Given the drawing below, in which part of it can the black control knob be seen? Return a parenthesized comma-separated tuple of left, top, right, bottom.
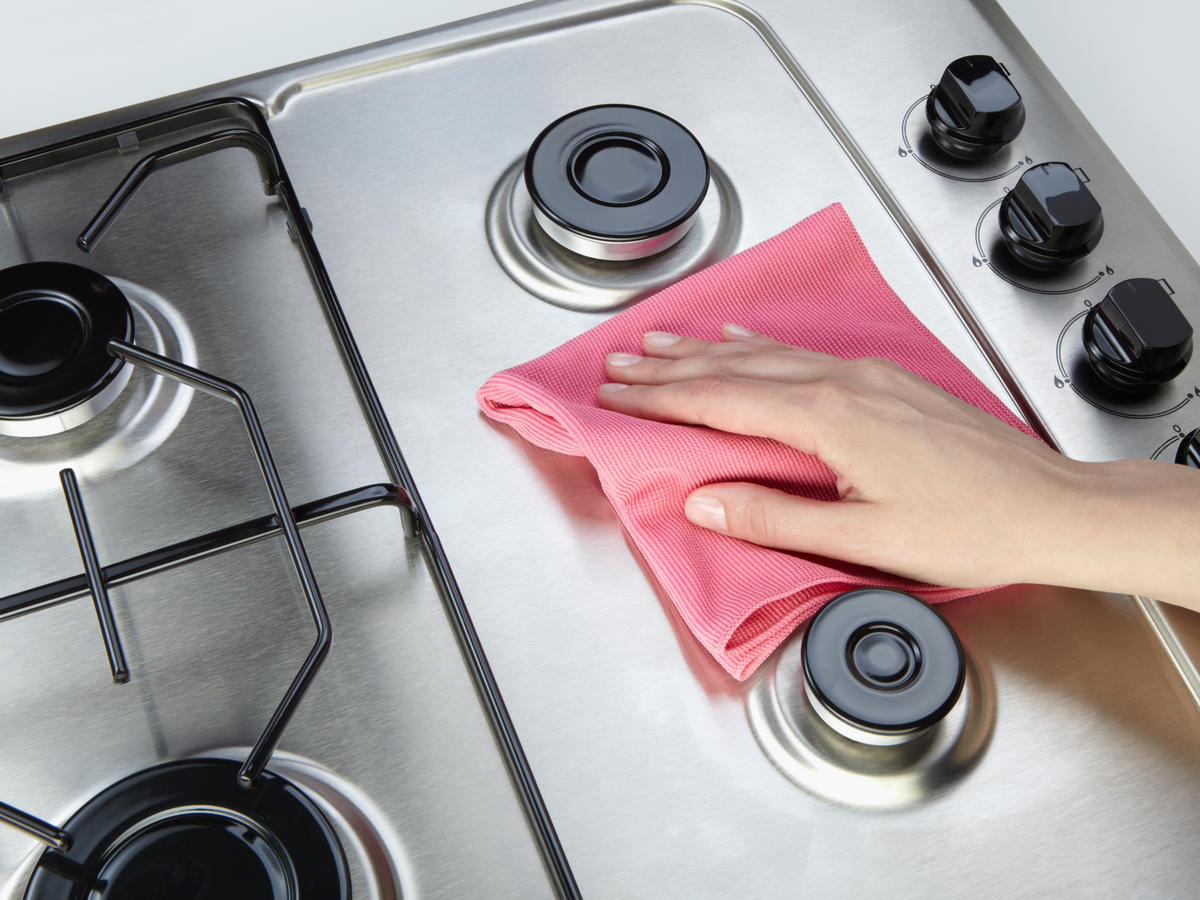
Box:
(1082, 278, 1193, 391)
(926, 55, 1026, 159)
(1175, 428, 1200, 467)
(998, 162, 1103, 270)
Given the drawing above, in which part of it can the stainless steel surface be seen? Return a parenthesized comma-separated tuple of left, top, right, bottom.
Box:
(1, 0, 1199, 896)
(240, 0, 1200, 893)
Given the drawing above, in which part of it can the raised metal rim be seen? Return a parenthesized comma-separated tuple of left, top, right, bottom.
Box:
(0, 362, 132, 438)
(531, 201, 699, 261)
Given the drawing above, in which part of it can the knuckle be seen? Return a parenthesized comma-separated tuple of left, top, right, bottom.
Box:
(680, 375, 730, 398)
(807, 379, 854, 409)
(721, 349, 773, 376)
(856, 356, 902, 384)
(674, 375, 733, 415)
(730, 496, 779, 544)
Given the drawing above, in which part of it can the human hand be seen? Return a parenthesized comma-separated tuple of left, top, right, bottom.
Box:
(595, 323, 1200, 605)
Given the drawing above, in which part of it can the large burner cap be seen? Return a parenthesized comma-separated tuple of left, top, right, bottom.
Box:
(0, 261, 133, 436)
(802, 589, 965, 745)
(524, 104, 709, 260)
(25, 759, 349, 900)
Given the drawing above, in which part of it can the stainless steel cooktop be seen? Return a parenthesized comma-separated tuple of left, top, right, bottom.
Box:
(1, 0, 1198, 896)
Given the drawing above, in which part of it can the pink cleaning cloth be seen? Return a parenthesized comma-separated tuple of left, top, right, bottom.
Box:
(477, 203, 1032, 680)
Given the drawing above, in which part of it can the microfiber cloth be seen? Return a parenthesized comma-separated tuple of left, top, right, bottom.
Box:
(477, 203, 1031, 680)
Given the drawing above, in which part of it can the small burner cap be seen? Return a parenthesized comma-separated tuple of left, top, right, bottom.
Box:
(93, 811, 293, 898)
(25, 759, 349, 900)
(802, 589, 965, 740)
(0, 261, 133, 431)
(524, 104, 709, 260)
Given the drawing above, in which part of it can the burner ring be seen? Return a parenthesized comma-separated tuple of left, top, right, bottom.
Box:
(0, 262, 134, 436)
(25, 759, 349, 900)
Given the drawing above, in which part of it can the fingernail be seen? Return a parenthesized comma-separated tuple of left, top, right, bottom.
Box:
(607, 352, 643, 367)
(722, 323, 756, 339)
(643, 331, 682, 349)
(597, 382, 630, 395)
(685, 494, 727, 531)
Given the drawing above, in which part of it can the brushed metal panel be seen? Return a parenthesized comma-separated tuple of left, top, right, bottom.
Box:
(256, 1, 1200, 894)
(2, 0, 1198, 895)
(0, 110, 551, 895)
(0, 510, 549, 898)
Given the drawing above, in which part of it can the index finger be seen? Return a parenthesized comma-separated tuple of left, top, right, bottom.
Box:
(596, 375, 833, 459)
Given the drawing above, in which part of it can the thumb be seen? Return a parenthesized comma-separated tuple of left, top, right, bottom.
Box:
(684, 482, 875, 563)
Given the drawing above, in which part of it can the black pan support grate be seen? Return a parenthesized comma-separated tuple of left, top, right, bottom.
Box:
(0, 338, 412, 852)
(0, 104, 581, 900)
(0, 124, 402, 856)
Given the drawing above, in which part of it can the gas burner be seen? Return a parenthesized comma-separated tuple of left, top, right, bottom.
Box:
(0, 263, 134, 438)
(524, 105, 710, 261)
(747, 590, 994, 811)
(24, 759, 349, 900)
(0, 274, 196, 496)
(487, 157, 739, 312)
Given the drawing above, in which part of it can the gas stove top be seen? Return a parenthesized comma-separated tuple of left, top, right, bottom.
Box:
(2, 1, 1199, 896)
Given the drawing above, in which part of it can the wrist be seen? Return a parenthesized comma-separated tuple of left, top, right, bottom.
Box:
(1034, 457, 1200, 607)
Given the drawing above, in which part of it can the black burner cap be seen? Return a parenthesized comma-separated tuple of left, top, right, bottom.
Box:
(802, 589, 965, 735)
(25, 759, 349, 900)
(0, 261, 133, 422)
(524, 104, 709, 241)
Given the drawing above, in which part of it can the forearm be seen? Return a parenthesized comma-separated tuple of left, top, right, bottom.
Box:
(1033, 458, 1200, 609)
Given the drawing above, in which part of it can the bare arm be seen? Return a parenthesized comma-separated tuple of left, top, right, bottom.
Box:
(596, 323, 1200, 610)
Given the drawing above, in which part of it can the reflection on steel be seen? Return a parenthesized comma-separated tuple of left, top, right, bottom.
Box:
(59, 468, 129, 684)
(107, 338, 328, 790)
(76, 128, 281, 252)
(0, 799, 69, 851)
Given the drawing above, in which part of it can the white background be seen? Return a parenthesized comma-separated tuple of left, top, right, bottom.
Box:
(2, 1, 1198, 261)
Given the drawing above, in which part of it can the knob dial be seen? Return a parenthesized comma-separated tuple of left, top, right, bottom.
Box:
(1176, 428, 1200, 467)
(1082, 278, 1193, 391)
(926, 55, 1026, 159)
(999, 162, 1103, 270)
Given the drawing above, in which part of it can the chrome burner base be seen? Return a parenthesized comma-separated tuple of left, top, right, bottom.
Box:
(747, 628, 996, 811)
(486, 157, 740, 312)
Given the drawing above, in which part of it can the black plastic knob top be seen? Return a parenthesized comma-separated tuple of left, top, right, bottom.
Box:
(801, 589, 964, 741)
(926, 55, 1026, 159)
(1083, 278, 1193, 391)
(1175, 428, 1200, 467)
(999, 162, 1103, 270)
